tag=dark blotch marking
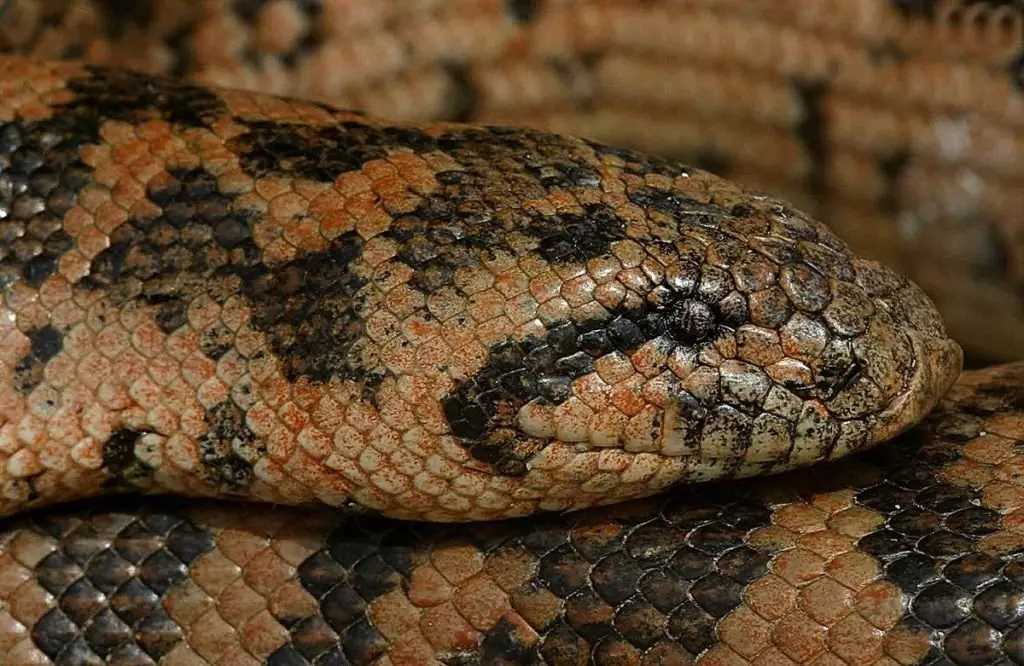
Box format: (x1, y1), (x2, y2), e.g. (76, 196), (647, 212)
(482, 616), (542, 663)
(442, 297), (726, 473)
(390, 200), (629, 295)
(440, 315), (606, 474)
(18, 78), (752, 437)
(101, 428), (152, 487)
(533, 486), (774, 659)
(507, 0), (541, 23)
(443, 63), (481, 123)
(199, 322), (234, 360)
(164, 521), (216, 564)
(614, 598), (668, 649)
(527, 203), (627, 264)
(626, 185), (730, 222)
(878, 151), (909, 213)
(667, 299), (717, 344)
(443, 617), (544, 665)
(0, 122), (83, 291)
(83, 166), (257, 302)
(222, 119), (729, 435)
(793, 80), (829, 196)
(593, 553), (645, 605)
(36, 551), (81, 596)
(227, 119), (629, 263)
(1012, 45), (1024, 94)
(890, 0), (937, 18)
(229, 119), (395, 180)
(227, 120), (632, 271)
(273, 518), (415, 665)
(11, 66), (748, 481)
(81, 609), (131, 658)
(290, 616), (340, 660)
(101, 428), (139, 475)
(587, 139), (692, 179)
(540, 544), (592, 596)
(0, 65), (225, 292)
(243, 231), (383, 395)
(25, 499), (215, 660)
(853, 383), (1024, 663)
(31, 609), (79, 661)
(138, 548), (188, 596)
(135, 609), (184, 659)
(67, 65), (225, 129)
(341, 618), (389, 665)
(93, 0), (153, 39)
(198, 402), (259, 491)
(82, 164), (384, 398)
(12, 324), (63, 393)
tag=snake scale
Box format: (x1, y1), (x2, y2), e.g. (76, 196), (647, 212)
(0, 0), (1020, 664)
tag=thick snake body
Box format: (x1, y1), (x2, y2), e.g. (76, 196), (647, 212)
(2, 363), (1023, 666)
(3, 0), (1023, 361)
(0, 1), (1019, 664)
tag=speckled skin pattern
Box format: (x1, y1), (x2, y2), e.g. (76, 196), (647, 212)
(0, 362), (1021, 666)
(1, 0), (1022, 362)
(0, 54), (962, 523)
(2, 0), (1021, 664)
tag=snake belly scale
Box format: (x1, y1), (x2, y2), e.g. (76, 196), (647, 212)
(0, 1), (1020, 665)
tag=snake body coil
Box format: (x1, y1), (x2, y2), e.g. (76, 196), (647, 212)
(0, 1), (1019, 665)
(0, 55), (961, 522)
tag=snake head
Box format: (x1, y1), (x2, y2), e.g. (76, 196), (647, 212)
(441, 160), (962, 511)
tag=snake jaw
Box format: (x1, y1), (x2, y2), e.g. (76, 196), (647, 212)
(865, 323), (964, 449)
(841, 265), (964, 452)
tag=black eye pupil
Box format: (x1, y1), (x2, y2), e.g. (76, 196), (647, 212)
(667, 299), (717, 344)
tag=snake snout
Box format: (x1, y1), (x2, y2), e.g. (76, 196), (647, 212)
(508, 262), (962, 491)
(851, 262), (964, 446)
(633, 263), (960, 485)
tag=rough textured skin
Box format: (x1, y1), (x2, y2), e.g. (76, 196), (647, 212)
(0, 0), (1021, 362)
(0, 55), (961, 522)
(0, 0), (1017, 664)
(0, 362), (1022, 666)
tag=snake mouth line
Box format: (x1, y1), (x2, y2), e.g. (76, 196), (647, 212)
(867, 330), (964, 448)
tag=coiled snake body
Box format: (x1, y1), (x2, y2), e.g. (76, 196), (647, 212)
(0, 1), (1019, 664)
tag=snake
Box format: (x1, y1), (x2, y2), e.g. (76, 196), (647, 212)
(0, 0), (1020, 664)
